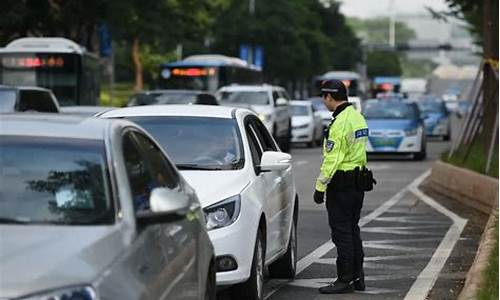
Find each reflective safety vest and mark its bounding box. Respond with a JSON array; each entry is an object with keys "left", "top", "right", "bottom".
[{"left": 315, "top": 103, "right": 368, "bottom": 192}]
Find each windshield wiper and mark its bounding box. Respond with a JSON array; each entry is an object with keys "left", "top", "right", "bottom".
[
  {"left": 0, "top": 217, "right": 31, "bottom": 224},
  {"left": 176, "top": 164, "right": 222, "bottom": 171}
]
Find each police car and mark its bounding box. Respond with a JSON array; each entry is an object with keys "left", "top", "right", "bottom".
[{"left": 363, "top": 99, "right": 426, "bottom": 160}]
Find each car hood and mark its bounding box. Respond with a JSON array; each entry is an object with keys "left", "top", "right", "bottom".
[
  {"left": 0, "top": 225, "right": 124, "bottom": 298},
  {"left": 367, "top": 119, "right": 419, "bottom": 130},
  {"left": 180, "top": 170, "right": 249, "bottom": 208},
  {"left": 292, "top": 116, "right": 311, "bottom": 126}
]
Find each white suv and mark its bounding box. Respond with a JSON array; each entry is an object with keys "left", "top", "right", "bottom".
[
  {"left": 100, "top": 105, "right": 299, "bottom": 300},
  {"left": 217, "top": 84, "right": 292, "bottom": 152}
]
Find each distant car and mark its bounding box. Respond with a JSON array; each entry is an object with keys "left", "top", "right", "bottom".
[
  {"left": 0, "top": 86, "right": 59, "bottom": 113},
  {"left": 290, "top": 100, "right": 323, "bottom": 147},
  {"left": 310, "top": 97, "right": 332, "bottom": 128},
  {"left": 0, "top": 114, "right": 215, "bottom": 300},
  {"left": 128, "top": 89, "right": 218, "bottom": 106},
  {"left": 444, "top": 100, "right": 460, "bottom": 115},
  {"left": 218, "top": 84, "right": 292, "bottom": 152},
  {"left": 457, "top": 101, "right": 472, "bottom": 118},
  {"left": 100, "top": 105, "right": 298, "bottom": 300},
  {"left": 376, "top": 92, "right": 405, "bottom": 101},
  {"left": 363, "top": 99, "right": 426, "bottom": 160},
  {"left": 59, "top": 105, "right": 117, "bottom": 117},
  {"left": 418, "top": 99, "right": 451, "bottom": 140}
]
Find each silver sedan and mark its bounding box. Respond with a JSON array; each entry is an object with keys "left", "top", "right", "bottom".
[{"left": 0, "top": 114, "right": 215, "bottom": 300}]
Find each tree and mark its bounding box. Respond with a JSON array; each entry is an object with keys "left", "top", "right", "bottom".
[{"left": 366, "top": 50, "right": 401, "bottom": 78}]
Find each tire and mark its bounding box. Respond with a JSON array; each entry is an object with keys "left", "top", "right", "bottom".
[
  {"left": 268, "top": 217, "right": 297, "bottom": 278},
  {"left": 413, "top": 148, "right": 427, "bottom": 161},
  {"left": 231, "top": 230, "right": 265, "bottom": 300},
  {"left": 443, "top": 132, "right": 451, "bottom": 141},
  {"left": 204, "top": 260, "right": 216, "bottom": 300},
  {"left": 307, "top": 131, "right": 315, "bottom": 148}
]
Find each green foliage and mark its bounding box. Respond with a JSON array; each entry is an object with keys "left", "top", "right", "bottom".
[
  {"left": 477, "top": 219, "right": 498, "bottom": 300},
  {"left": 347, "top": 17, "right": 417, "bottom": 45},
  {"left": 401, "top": 57, "right": 436, "bottom": 78},
  {"left": 100, "top": 82, "right": 135, "bottom": 107},
  {"left": 211, "top": 0, "right": 361, "bottom": 85},
  {"left": 366, "top": 50, "right": 402, "bottom": 78},
  {"left": 442, "top": 141, "right": 499, "bottom": 178}
]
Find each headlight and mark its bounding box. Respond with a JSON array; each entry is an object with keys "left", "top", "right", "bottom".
[
  {"left": 204, "top": 195, "right": 241, "bottom": 230},
  {"left": 404, "top": 127, "right": 418, "bottom": 136},
  {"left": 258, "top": 113, "right": 271, "bottom": 122},
  {"left": 20, "top": 286, "right": 97, "bottom": 300}
]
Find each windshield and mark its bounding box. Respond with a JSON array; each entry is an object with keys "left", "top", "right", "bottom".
[
  {"left": 126, "top": 116, "right": 244, "bottom": 170},
  {"left": 0, "top": 136, "right": 114, "bottom": 225},
  {"left": 310, "top": 98, "right": 328, "bottom": 111},
  {"left": 418, "top": 101, "right": 447, "bottom": 114},
  {"left": 0, "top": 90, "right": 17, "bottom": 112},
  {"left": 128, "top": 92, "right": 199, "bottom": 106},
  {"left": 219, "top": 91, "right": 269, "bottom": 105},
  {"left": 363, "top": 101, "right": 419, "bottom": 119},
  {"left": 291, "top": 105, "right": 309, "bottom": 116}
]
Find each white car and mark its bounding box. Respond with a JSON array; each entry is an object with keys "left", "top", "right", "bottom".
[
  {"left": 100, "top": 105, "right": 298, "bottom": 300},
  {"left": 290, "top": 100, "right": 323, "bottom": 147},
  {"left": 217, "top": 84, "right": 292, "bottom": 152}
]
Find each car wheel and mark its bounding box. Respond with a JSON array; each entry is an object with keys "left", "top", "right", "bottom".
[
  {"left": 231, "top": 230, "right": 265, "bottom": 300},
  {"left": 443, "top": 132, "right": 451, "bottom": 141},
  {"left": 204, "top": 260, "right": 216, "bottom": 300},
  {"left": 307, "top": 131, "right": 315, "bottom": 148},
  {"left": 413, "top": 147, "right": 427, "bottom": 161},
  {"left": 268, "top": 216, "right": 297, "bottom": 278}
]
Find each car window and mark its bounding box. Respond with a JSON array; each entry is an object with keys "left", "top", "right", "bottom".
[
  {"left": 219, "top": 91, "right": 270, "bottom": 105},
  {"left": 363, "top": 101, "right": 419, "bottom": 119},
  {"left": 245, "top": 123, "right": 263, "bottom": 168},
  {"left": 251, "top": 118, "right": 278, "bottom": 152},
  {"left": 0, "top": 136, "right": 114, "bottom": 225},
  {"left": 279, "top": 90, "right": 291, "bottom": 101},
  {"left": 133, "top": 132, "right": 180, "bottom": 190},
  {"left": 291, "top": 105, "right": 309, "bottom": 116},
  {"left": 128, "top": 92, "right": 198, "bottom": 106},
  {"left": 122, "top": 132, "right": 155, "bottom": 212},
  {"left": 0, "top": 90, "right": 17, "bottom": 113},
  {"left": 126, "top": 116, "right": 244, "bottom": 171},
  {"left": 272, "top": 91, "right": 280, "bottom": 105},
  {"left": 18, "top": 90, "right": 58, "bottom": 113}
]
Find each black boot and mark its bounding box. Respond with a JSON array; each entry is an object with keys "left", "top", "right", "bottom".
[
  {"left": 318, "top": 279, "right": 354, "bottom": 294},
  {"left": 353, "top": 272, "right": 365, "bottom": 291}
]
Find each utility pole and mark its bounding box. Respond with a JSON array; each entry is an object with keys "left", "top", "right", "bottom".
[
  {"left": 249, "top": 0, "right": 255, "bottom": 15},
  {"left": 248, "top": 0, "right": 256, "bottom": 64},
  {"left": 388, "top": 0, "right": 395, "bottom": 47}
]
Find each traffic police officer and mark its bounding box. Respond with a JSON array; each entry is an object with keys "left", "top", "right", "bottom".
[{"left": 313, "top": 79, "right": 369, "bottom": 294}]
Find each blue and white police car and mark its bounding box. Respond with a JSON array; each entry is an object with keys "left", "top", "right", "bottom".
[
  {"left": 418, "top": 97, "right": 451, "bottom": 141},
  {"left": 363, "top": 99, "right": 426, "bottom": 160}
]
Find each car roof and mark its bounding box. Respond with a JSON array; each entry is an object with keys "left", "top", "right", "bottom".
[
  {"left": 99, "top": 104, "right": 241, "bottom": 119},
  {"left": 0, "top": 85, "right": 51, "bottom": 92},
  {"left": 134, "top": 89, "right": 204, "bottom": 95},
  {"left": 218, "top": 84, "right": 283, "bottom": 92},
  {"left": 290, "top": 100, "right": 311, "bottom": 106},
  {"left": 0, "top": 114, "right": 131, "bottom": 140}
]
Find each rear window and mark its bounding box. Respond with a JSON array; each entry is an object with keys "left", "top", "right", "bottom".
[
  {"left": 363, "top": 101, "right": 419, "bottom": 119},
  {"left": 0, "top": 90, "right": 17, "bottom": 112},
  {"left": 291, "top": 105, "right": 309, "bottom": 116},
  {"left": 18, "top": 90, "right": 58, "bottom": 113},
  {"left": 0, "top": 136, "right": 114, "bottom": 225},
  {"left": 128, "top": 92, "right": 199, "bottom": 106},
  {"left": 219, "top": 91, "right": 270, "bottom": 105}
]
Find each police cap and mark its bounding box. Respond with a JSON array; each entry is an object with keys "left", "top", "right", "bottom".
[{"left": 321, "top": 79, "right": 348, "bottom": 101}]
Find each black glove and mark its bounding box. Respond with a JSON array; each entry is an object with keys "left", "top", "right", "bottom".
[{"left": 313, "top": 190, "right": 325, "bottom": 204}]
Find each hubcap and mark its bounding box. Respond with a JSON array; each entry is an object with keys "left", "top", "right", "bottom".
[{"left": 256, "top": 239, "right": 263, "bottom": 298}]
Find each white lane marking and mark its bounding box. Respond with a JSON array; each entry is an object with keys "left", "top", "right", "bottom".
[
  {"left": 374, "top": 216, "right": 450, "bottom": 224},
  {"left": 403, "top": 171, "right": 468, "bottom": 300},
  {"left": 264, "top": 170, "right": 431, "bottom": 300}
]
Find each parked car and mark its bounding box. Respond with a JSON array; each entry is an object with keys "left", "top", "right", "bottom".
[
  {"left": 128, "top": 89, "right": 218, "bottom": 106},
  {"left": 417, "top": 98, "right": 451, "bottom": 140},
  {"left": 309, "top": 97, "right": 331, "bottom": 128},
  {"left": 100, "top": 105, "right": 299, "bottom": 300},
  {"left": 363, "top": 99, "right": 426, "bottom": 160},
  {"left": 217, "top": 84, "right": 292, "bottom": 152},
  {"left": 0, "top": 114, "right": 215, "bottom": 300},
  {"left": 290, "top": 100, "right": 323, "bottom": 147},
  {"left": 0, "top": 85, "right": 59, "bottom": 113}
]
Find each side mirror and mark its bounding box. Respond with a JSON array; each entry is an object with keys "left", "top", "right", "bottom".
[
  {"left": 136, "top": 187, "right": 190, "bottom": 225},
  {"left": 259, "top": 151, "right": 292, "bottom": 172},
  {"left": 276, "top": 98, "right": 287, "bottom": 106}
]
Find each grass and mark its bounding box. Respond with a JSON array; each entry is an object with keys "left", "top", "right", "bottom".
[
  {"left": 442, "top": 140, "right": 499, "bottom": 178},
  {"left": 100, "top": 82, "right": 135, "bottom": 107},
  {"left": 477, "top": 219, "right": 498, "bottom": 300}
]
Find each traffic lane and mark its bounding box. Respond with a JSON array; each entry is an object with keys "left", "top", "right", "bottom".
[{"left": 263, "top": 138, "right": 452, "bottom": 299}]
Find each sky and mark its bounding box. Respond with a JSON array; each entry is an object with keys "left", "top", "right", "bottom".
[{"left": 337, "top": 0, "right": 451, "bottom": 19}]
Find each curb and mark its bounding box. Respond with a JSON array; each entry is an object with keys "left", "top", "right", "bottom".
[
  {"left": 457, "top": 209, "right": 498, "bottom": 300},
  {"left": 429, "top": 160, "right": 498, "bottom": 214}
]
